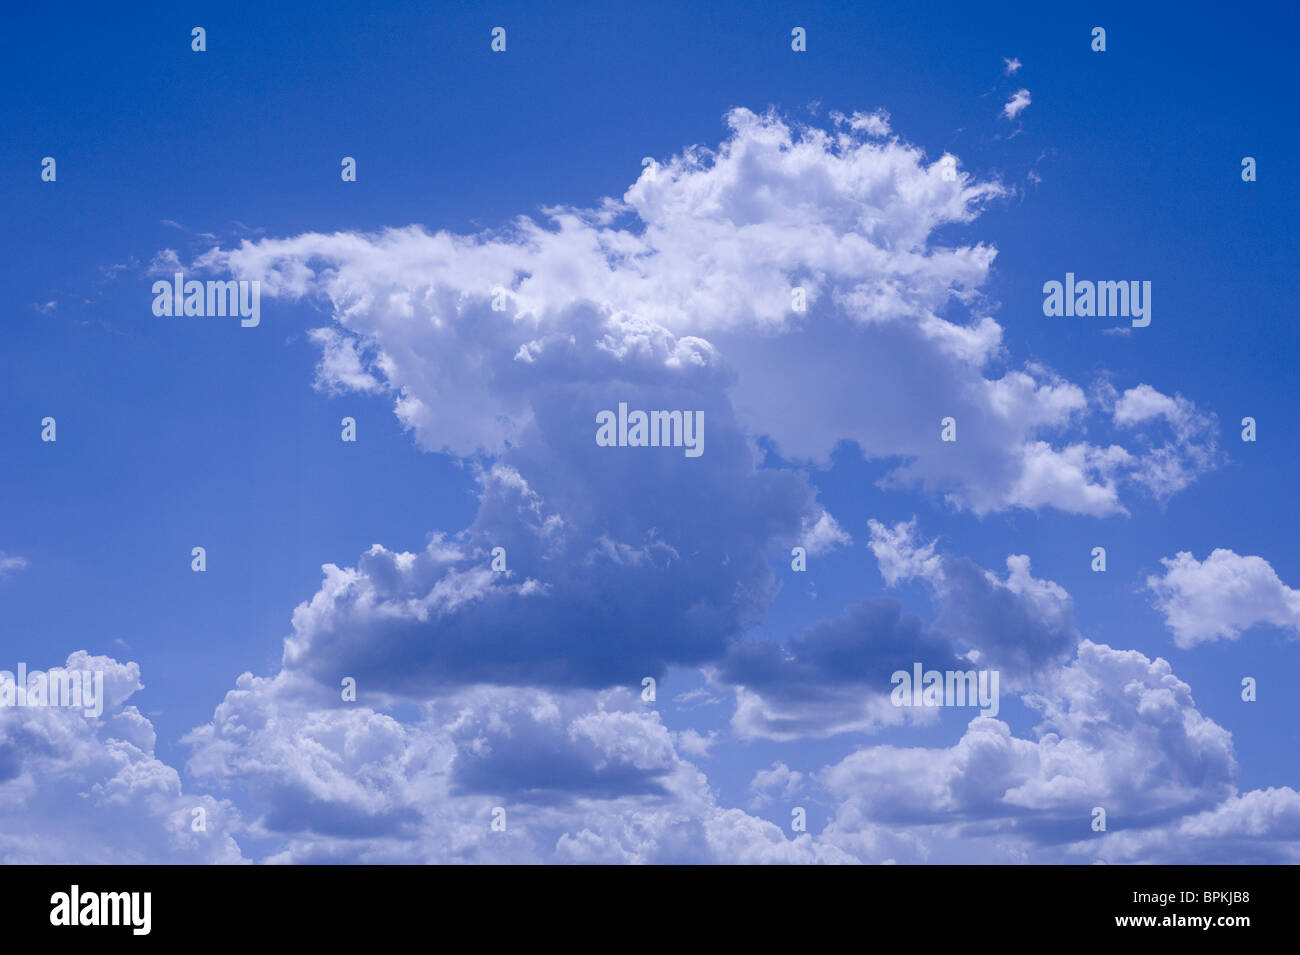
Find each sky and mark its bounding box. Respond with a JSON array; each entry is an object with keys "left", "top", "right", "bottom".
[{"left": 0, "top": 0, "right": 1298, "bottom": 863}]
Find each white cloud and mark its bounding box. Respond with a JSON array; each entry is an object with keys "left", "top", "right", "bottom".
[
  {"left": 673, "top": 728, "right": 718, "bottom": 759},
  {"left": 1147, "top": 549, "right": 1300, "bottom": 647},
  {"left": 1108, "top": 384, "right": 1220, "bottom": 498},
  {"left": 718, "top": 521, "right": 1079, "bottom": 742},
  {"left": 147, "top": 248, "right": 183, "bottom": 274},
  {"left": 268, "top": 413, "right": 827, "bottom": 691},
  {"left": 183, "top": 672, "right": 840, "bottom": 863},
  {"left": 1002, "top": 89, "right": 1031, "bottom": 120},
  {"left": 189, "top": 109, "right": 1205, "bottom": 518},
  {"left": 843, "top": 108, "right": 892, "bottom": 138},
  {"left": 1073, "top": 787, "right": 1300, "bottom": 863},
  {"left": 748, "top": 761, "right": 805, "bottom": 809},
  {"left": 817, "top": 640, "right": 1236, "bottom": 860},
  {"left": 1113, "top": 383, "right": 1185, "bottom": 426},
  {"left": 0, "top": 652, "right": 245, "bottom": 864},
  {"left": 800, "top": 510, "right": 851, "bottom": 555},
  {"left": 98, "top": 106, "right": 1252, "bottom": 866},
  {"left": 728, "top": 679, "right": 924, "bottom": 742},
  {"left": 308, "top": 327, "right": 386, "bottom": 394},
  {"left": 868, "top": 518, "right": 1078, "bottom": 681},
  {"left": 867, "top": 518, "right": 943, "bottom": 587}
]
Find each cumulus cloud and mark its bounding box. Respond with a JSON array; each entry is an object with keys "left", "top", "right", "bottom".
[
  {"left": 868, "top": 519, "right": 1079, "bottom": 682},
  {"left": 183, "top": 672, "right": 843, "bottom": 863},
  {"left": 272, "top": 414, "right": 824, "bottom": 690},
  {"left": 748, "top": 761, "right": 805, "bottom": 809},
  {"left": 90, "top": 106, "right": 1241, "bottom": 865},
  {"left": 714, "top": 519, "right": 1079, "bottom": 742},
  {"left": 1107, "top": 383, "right": 1220, "bottom": 498},
  {"left": 307, "top": 327, "right": 386, "bottom": 394},
  {"left": 1146, "top": 549, "right": 1300, "bottom": 647},
  {"left": 839, "top": 108, "right": 892, "bottom": 138},
  {"left": 167, "top": 628, "right": 1277, "bottom": 863},
  {"left": 800, "top": 510, "right": 851, "bottom": 555},
  {"left": 818, "top": 640, "right": 1236, "bottom": 858},
  {"left": 0, "top": 653, "right": 245, "bottom": 864},
  {"left": 718, "top": 597, "right": 965, "bottom": 741},
  {"left": 868, "top": 518, "right": 943, "bottom": 587},
  {"left": 189, "top": 108, "right": 1202, "bottom": 518},
  {"left": 1077, "top": 787, "right": 1300, "bottom": 864},
  {"left": 673, "top": 728, "right": 718, "bottom": 759}
]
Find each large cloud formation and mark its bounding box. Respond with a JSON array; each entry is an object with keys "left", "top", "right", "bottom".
[
  {"left": 196, "top": 107, "right": 1215, "bottom": 517},
  {"left": 16, "top": 107, "right": 1267, "bottom": 864},
  {"left": 174, "top": 108, "right": 1219, "bottom": 702},
  {"left": 0, "top": 652, "right": 244, "bottom": 864}
]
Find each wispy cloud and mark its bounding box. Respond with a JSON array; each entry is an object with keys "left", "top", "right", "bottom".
[{"left": 1002, "top": 88, "right": 1031, "bottom": 119}]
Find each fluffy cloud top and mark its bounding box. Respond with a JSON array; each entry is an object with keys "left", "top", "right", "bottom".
[
  {"left": 1147, "top": 549, "right": 1300, "bottom": 647},
  {"left": 183, "top": 673, "right": 847, "bottom": 863},
  {"left": 0, "top": 653, "right": 244, "bottom": 864},
  {"left": 819, "top": 640, "right": 1236, "bottom": 852},
  {"left": 193, "top": 108, "right": 1213, "bottom": 518}
]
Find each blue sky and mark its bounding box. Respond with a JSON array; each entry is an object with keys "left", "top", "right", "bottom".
[{"left": 1, "top": 1, "right": 1297, "bottom": 863}]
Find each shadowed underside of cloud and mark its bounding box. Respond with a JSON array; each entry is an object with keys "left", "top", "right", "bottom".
[
  {"left": 1080, "top": 787, "right": 1300, "bottom": 863},
  {"left": 713, "top": 518, "right": 1081, "bottom": 742},
  {"left": 278, "top": 437, "right": 826, "bottom": 692},
  {"left": 177, "top": 108, "right": 1218, "bottom": 703},
  {"left": 716, "top": 597, "right": 968, "bottom": 741},
  {"left": 6, "top": 641, "right": 1283, "bottom": 864},
  {"left": 868, "top": 518, "right": 1079, "bottom": 682},
  {"left": 181, "top": 674, "right": 853, "bottom": 863}
]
